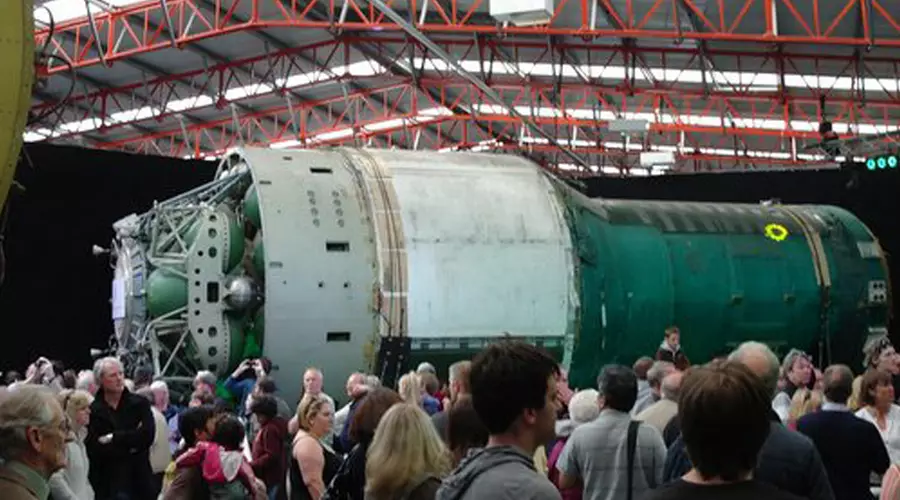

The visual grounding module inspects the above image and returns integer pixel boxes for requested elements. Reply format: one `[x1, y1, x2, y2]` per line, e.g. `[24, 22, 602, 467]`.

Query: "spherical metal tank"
[107, 147, 890, 402]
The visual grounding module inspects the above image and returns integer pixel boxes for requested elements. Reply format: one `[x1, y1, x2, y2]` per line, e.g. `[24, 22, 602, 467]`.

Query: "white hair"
[150, 380, 169, 394]
[728, 341, 781, 397]
[569, 389, 601, 424]
[448, 361, 470, 385]
[75, 370, 96, 392]
[365, 375, 381, 389]
[660, 372, 683, 401]
[93, 357, 124, 382]
[0, 385, 59, 461]
[416, 362, 436, 375]
[194, 371, 217, 388]
[647, 361, 675, 387]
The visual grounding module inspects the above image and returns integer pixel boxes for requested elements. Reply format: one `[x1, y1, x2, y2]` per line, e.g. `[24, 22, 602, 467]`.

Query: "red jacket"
[250, 416, 288, 500]
[175, 442, 258, 495]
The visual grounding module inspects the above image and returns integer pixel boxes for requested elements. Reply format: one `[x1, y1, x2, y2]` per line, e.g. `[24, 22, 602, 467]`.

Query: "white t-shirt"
[856, 404, 900, 464]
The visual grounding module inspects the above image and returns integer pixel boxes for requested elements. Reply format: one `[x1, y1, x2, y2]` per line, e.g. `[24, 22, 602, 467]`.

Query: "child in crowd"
[175, 415, 267, 500]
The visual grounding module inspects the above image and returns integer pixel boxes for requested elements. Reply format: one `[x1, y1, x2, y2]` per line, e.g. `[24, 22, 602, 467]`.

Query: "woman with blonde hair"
[398, 371, 423, 407]
[365, 403, 452, 500]
[786, 388, 823, 430]
[290, 393, 341, 500]
[50, 389, 95, 500]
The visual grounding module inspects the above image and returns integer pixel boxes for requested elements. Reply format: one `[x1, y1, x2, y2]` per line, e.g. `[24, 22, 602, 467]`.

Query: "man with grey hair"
[636, 371, 683, 434]
[302, 367, 335, 413]
[150, 380, 181, 455]
[631, 361, 674, 416]
[663, 342, 834, 500]
[193, 370, 217, 394]
[87, 357, 156, 500]
[0, 385, 68, 499]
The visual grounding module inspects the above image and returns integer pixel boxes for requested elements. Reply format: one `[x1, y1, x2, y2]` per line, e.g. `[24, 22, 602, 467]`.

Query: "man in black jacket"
[797, 364, 889, 500]
[86, 357, 156, 500]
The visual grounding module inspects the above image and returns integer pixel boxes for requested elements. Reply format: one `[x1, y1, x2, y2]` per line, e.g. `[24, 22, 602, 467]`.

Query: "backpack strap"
[626, 420, 640, 500]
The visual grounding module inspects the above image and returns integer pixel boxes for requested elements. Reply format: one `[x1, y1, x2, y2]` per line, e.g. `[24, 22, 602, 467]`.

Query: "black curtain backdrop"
[0, 144, 897, 373]
[0, 144, 215, 373]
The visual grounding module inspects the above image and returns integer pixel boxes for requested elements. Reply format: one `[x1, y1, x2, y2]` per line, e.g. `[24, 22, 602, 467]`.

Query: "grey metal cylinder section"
[243, 148, 378, 402]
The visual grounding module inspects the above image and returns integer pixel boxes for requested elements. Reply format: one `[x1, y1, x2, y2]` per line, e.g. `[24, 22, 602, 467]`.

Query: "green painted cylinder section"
[564, 193, 889, 390]
[243, 185, 261, 229]
[248, 308, 264, 352]
[226, 315, 248, 372]
[252, 235, 265, 280]
[159, 204, 245, 274]
[218, 204, 246, 273]
[146, 269, 188, 318]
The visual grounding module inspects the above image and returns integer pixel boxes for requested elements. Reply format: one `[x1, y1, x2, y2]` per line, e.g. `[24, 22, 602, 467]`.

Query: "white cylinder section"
[342, 149, 577, 342]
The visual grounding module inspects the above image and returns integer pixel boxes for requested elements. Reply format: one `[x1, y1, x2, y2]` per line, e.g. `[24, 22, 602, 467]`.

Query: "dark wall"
[583, 166, 900, 337]
[1, 145, 898, 374]
[0, 144, 215, 373]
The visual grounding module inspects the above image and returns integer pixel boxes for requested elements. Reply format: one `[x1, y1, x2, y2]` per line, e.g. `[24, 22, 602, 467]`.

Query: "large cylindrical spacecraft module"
[109, 148, 890, 398]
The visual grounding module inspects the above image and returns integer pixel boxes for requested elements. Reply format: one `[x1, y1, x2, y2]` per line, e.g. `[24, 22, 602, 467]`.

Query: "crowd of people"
[1, 326, 900, 500]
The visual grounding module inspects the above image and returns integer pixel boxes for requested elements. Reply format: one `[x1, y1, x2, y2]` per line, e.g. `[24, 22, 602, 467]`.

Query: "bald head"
[728, 341, 780, 397]
[661, 371, 684, 401]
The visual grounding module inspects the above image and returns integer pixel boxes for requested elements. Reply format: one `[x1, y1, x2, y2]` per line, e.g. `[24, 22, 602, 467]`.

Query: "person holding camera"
[225, 358, 272, 417]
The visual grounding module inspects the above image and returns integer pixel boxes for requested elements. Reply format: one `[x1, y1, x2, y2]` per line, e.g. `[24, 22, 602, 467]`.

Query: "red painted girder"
[98, 116, 834, 172]
[74, 79, 887, 151]
[34, 0, 900, 74]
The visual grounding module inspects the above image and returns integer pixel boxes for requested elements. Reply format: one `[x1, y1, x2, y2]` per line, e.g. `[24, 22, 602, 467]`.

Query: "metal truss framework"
[105, 115, 829, 176]
[34, 0, 900, 74]
[31, 36, 900, 171]
[83, 76, 844, 172]
[29, 0, 900, 173]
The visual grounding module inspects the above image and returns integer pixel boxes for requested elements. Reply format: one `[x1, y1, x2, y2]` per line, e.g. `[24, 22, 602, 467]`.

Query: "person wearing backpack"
[555, 365, 666, 500]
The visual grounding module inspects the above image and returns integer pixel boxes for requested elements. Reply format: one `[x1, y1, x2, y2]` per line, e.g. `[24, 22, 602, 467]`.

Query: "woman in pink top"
[548, 389, 601, 500]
